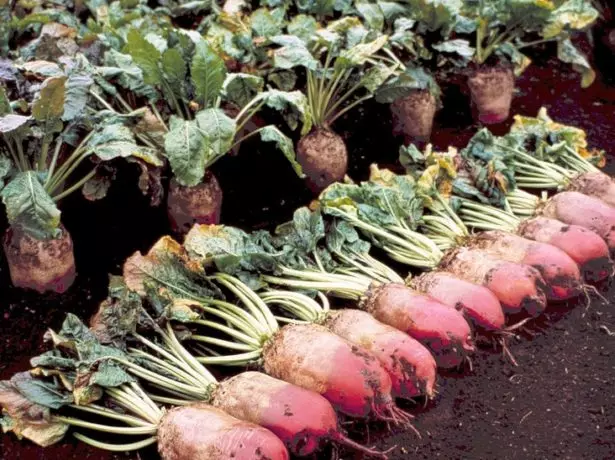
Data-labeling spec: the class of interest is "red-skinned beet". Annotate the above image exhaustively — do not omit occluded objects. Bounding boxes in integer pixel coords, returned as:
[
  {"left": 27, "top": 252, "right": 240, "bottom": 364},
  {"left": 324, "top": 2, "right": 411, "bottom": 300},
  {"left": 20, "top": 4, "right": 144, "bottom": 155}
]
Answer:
[
  {"left": 410, "top": 271, "right": 506, "bottom": 332},
  {"left": 166, "top": 172, "right": 222, "bottom": 235},
  {"left": 439, "top": 247, "right": 547, "bottom": 317},
  {"left": 323, "top": 309, "right": 437, "bottom": 400},
  {"left": 568, "top": 171, "right": 615, "bottom": 208},
  {"left": 157, "top": 403, "right": 290, "bottom": 460},
  {"left": 518, "top": 217, "right": 613, "bottom": 282},
  {"left": 3, "top": 224, "right": 76, "bottom": 293},
  {"left": 469, "top": 231, "right": 582, "bottom": 301},
  {"left": 262, "top": 323, "right": 408, "bottom": 424},
  {"left": 467, "top": 65, "right": 515, "bottom": 124},
  {"left": 211, "top": 371, "right": 388, "bottom": 458},
  {"left": 360, "top": 283, "right": 475, "bottom": 369},
  {"left": 539, "top": 191, "right": 615, "bottom": 255}
]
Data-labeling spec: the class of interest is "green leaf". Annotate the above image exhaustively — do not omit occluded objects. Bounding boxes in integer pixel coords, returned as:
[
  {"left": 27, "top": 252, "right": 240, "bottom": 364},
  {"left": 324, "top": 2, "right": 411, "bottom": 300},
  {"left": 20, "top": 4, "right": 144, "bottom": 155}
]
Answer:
[
  {"left": 271, "top": 35, "right": 318, "bottom": 70},
  {"left": 164, "top": 116, "right": 206, "bottom": 187},
  {"left": 355, "top": 0, "right": 385, "bottom": 30},
  {"left": 375, "top": 66, "right": 438, "bottom": 103},
  {"left": 195, "top": 108, "right": 237, "bottom": 161},
  {"left": 287, "top": 15, "right": 318, "bottom": 43},
  {"left": 125, "top": 28, "right": 163, "bottom": 86},
  {"left": 184, "top": 225, "right": 277, "bottom": 276},
  {"left": 164, "top": 110, "right": 236, "bottom": 187},
  {"left": 262, "top": 89, "right": 312, "bottom": 135},
  {"left": 102, "top": 49, "right": 159, "bottom": 101},
  {"left": 32, "top": 76, "right": 66, "bottom": 134},
  {"left": 0, "top": 86, "right": 11, "bottom": 115},
  {"left": 556, "top": 38, "right": 595, "bottom": 88},
  {"left": 268, "top": 70, "right": 298, "bottom": 91},
  {"left": 63, "top": 74, "right": 93, "bottom": 122},
  {"left": 432, "top": 39, "right": 475, "bottom": 61},
  {"left": 86, "top": 123, "right": 162, "bottom": 164},
  {"left": 250, "top": 8, "right": 282, "bottom": 37},
  {"left": 7, "top": 372, "right": 72, "bottom": 410},
  {"left": 259, "top": 125, "right": 304, "bottom": 177},
  {"left": 161, "top": 48, "right": 187, "bottom": 98},
  {"left": 191, "top": 39, "right": 227, "bottom": 107},
  {"left": 0, "top": 156, "right": 12, "bottom": 191},
  {"left": 1, "top": 172, "right": 61, "bottom": 240},
  {"left": 222, "top": 73, "right": 265, "bottom": 108},
  {"left": 497, "top": 43, "right": 531, "bottom": 76},
  {"left": 334, "top": 35, "right": 388, "bottom": 71},
  {"left": 359, "top": 65, "right": 396, "bottom": 93}
]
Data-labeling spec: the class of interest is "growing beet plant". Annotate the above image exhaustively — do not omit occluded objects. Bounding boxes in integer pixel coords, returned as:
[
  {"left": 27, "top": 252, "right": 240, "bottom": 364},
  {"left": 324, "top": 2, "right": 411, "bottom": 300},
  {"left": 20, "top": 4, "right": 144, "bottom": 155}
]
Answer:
[
  {"left": 436, "top": 0, "right": 599, "bottom": 124},
  {"left": 0, "top": 56, "right": 157, "bottom": 293},
  {"left": 122, "top": 29, "right": 308, "bottom": 234}
]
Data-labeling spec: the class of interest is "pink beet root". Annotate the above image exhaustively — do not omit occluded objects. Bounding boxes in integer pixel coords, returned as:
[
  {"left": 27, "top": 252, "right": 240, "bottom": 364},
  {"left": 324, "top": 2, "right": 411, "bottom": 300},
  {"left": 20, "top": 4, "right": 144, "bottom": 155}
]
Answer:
[
  {"left": 157, "top": 403, "right": 289, "bottom": 460},
  {"left": 440, "top": 246, "right": 548, "bottom": 317},
  {"left": 518, "top": 217, "right": 613, "bottom": 282},
  {"left": 410, "top": 271, "right": 506, "bottom": 332},
  {"left": 262, "top": 323, "right": 408, "bottom": 424},
  {"left": 362, "top": 283, "right": 475, "bottom": 369},
  {"left": 539, "top": 191, "right": 615, "bottom": 257},
  {"left": 323, "top": 309, "right": 437, "bottom": 400},
  {"left": 470, "top": 231, "right": 582, "bottom": 301},
  {"left": 211, "top": 371, "right": 388, "bottom": 458}
]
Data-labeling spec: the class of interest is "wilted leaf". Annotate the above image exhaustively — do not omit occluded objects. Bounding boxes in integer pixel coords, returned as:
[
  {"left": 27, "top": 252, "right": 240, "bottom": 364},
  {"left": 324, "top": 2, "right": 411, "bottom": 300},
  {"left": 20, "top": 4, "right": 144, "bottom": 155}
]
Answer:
[
  {"left": 556, "top": 38, "right": 595, "bottom": 88},
  {"left": 32, "top": 76, "right": 66, "bottom": 133},
  {"left": 271, "top": 35, "right": 318, "bottom": 70},
  {"left": 19, "top": 61, "right": 63, "bottom": 78},
  {"left": 259, "top": 126, "right": 304, "bottom": 177},
  {"left": 63, "top": 75, "right": 93, "bottom": 122},
  {"left": 0, "top": 114, "right": 30, "bottom": 133}
]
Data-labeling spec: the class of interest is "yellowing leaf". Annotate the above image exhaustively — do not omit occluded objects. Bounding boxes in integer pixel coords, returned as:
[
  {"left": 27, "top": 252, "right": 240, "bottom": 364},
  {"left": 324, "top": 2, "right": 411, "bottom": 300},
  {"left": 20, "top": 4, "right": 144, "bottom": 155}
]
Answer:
[{"left": 32, "top": 76, "right": 66, "bottom": 123}]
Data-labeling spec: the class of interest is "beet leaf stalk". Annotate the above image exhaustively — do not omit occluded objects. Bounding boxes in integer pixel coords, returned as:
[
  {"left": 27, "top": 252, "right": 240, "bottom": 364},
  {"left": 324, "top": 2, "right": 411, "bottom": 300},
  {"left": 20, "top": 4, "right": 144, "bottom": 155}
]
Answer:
[{"left": 318, "top": 176, "right": 444, "bottom": 268}]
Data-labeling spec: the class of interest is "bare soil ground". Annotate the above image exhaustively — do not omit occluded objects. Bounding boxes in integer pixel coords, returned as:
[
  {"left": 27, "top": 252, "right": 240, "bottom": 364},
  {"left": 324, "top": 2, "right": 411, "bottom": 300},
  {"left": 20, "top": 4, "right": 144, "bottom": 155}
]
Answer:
[{"left": 1, "top": 45, "right": 615, "bottom": 459}]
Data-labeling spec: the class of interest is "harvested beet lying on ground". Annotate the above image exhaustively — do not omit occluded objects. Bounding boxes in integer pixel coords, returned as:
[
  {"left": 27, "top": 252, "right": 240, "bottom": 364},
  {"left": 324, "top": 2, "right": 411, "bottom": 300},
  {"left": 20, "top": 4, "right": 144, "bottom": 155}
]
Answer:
[
  {"left": 517, "top": 216, "right": 613, "bottom": 281},
  {"left": 183, "top": 209, "right": 474, "bottom": 371},
  {"left": 539, "top": 191, "right": 615, "bottom": 255},
  {"left": 261, "top": 290, "right": 437, "bottom": 400},
  {"left": 0, "top": 316, "right": 291, "bottom": 460},
  {"left": 457, "top": 191, "right": 614, "bottom": 283},
  {"left": 87, "top": 275, "right": 389, "bottom": 458},
  {"left": 123, "top": 244, "right": 411, "bottom": 428},
  {"left": 468, "top": 230, "right": 582, "bottom": 301},
  {"left": 320, "top": 171, "right": 547, "bottom": 320},
  {"left": 410, "top": 271, "right": 506, "bottom": 332},
  {"left": 438, "top": 246, "right": 547, "bottom": 317},
  {"left": 158, "top": 404, "right": 290, "bottom": 460}
]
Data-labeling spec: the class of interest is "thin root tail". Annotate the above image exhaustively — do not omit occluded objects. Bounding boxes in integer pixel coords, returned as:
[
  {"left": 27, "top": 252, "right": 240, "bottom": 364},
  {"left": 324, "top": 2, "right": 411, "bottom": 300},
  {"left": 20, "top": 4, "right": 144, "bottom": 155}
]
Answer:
[
  {"left": 375, "top": 405, "right": 421, "bottom": 438},
  {"left": 331, "top": 432, "right": 394, "bottom": 459}
]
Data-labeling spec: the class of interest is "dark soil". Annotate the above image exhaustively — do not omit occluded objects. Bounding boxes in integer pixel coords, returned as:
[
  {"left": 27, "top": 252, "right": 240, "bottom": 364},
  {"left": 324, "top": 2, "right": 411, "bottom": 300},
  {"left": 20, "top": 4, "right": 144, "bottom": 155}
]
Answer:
[{"left": 2, "top": 42, "right": 615, "bottom": 459}]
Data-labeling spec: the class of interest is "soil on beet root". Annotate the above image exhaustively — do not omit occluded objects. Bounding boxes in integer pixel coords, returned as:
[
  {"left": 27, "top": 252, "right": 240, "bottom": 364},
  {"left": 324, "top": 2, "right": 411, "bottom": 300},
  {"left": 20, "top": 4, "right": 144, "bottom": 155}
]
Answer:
[{"left": 2, "top": 48, "right": 615, "bottom": 459}]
